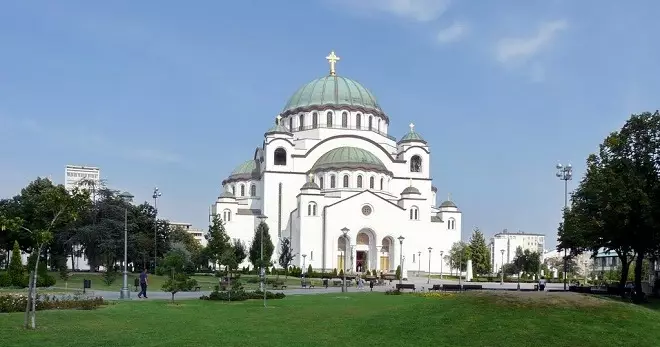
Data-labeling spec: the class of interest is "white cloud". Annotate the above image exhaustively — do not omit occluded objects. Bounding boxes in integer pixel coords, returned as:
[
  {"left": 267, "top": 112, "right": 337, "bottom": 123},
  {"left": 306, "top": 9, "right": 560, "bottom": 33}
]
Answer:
[
  {"left": 331, "top": 0, "right": 451, "bottom": 22},
  {"left": 496, "top": 20, "right": 568, "bottom": 63},
  {"left": 436, "top": 22, "right": 467, "bottom": 43}
]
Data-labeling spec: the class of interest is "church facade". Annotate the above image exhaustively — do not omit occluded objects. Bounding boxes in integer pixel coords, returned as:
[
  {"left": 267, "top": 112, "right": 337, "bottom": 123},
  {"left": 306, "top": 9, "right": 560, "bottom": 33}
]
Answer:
[{"left": 212, "top": 52, "right": 462, "bottom": 276}]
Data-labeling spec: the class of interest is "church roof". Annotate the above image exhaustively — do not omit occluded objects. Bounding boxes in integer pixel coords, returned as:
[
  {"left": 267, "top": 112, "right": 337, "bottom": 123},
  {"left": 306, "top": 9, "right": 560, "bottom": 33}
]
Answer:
[
  {"left": 440, "top": 200, "right": 457, "bottom": 208},
  {"left": 227, "top": 159, "right": 260, "bottom": 181},
  {"left": 401, "top": 186, "right": 421, "bottom": 195},
  {"left": 265, "top": 122, "right": 292, "bottom": 136},
  {"left": 301, "top": 181, "right": 320, "bottom": 190},
  {"left": 310, "top": 147, "right": 390, "bottom": 174},
  {"left": 219, "top": 190, "right": 235, "bottom": 199},
  {"left": 281, "top": 75, "right": 386, "bottom": 120},
  {"left": 398, "top": 124, "right": 427, "bottom": 144}
]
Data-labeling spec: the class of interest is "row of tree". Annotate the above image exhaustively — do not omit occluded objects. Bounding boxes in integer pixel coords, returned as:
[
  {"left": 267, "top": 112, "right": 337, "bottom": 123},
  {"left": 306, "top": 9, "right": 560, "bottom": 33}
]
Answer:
[{"left": 558, "top": 111, "right": 660, "bottom": 302}]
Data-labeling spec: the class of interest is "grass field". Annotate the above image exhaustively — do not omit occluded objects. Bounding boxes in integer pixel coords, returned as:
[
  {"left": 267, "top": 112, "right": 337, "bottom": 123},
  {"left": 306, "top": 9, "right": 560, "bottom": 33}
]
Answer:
[{"left": 1, "top": 291, "right": 659, "bottom": 346}]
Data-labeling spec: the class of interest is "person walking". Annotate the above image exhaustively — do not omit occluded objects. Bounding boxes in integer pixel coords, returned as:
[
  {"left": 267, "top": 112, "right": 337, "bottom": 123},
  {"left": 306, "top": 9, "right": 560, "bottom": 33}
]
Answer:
[
  {"left": 538, "top": 276, "right": 547, "bottom": 292},
  {"left": 138, "top": 269, "right": 149, "bottom": 299}
]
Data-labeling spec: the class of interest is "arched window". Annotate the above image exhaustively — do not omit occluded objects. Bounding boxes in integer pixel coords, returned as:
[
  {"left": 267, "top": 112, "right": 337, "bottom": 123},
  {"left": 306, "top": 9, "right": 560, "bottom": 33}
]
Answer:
[
  {"left": 250, "top": 184, "right": 256, "bottom": 197},
  {"left": 289, "top": 117, "right": 293, "bottom": 132},
  {"left": 357, "top": 175, "right": 363, "bottom": 188},
  {"left": 410, "top": 155, "right": 422, "bottom": 172},
  {"left": 380, "top": 177, "right": 384, "bottom": 190},
  {"left": 327, "top": 112, "right": 333, "bottom": 128},
  {"left": 369, "top": 176, "right": 375, "bottom": 189},
  {"left": 342, "top": 112, "right": 348, "bottom": 128},
  {"left": 409, "top": 206, "right": 419, "bottom": 220},
  {"left": 231, "top": 185, "right": 236, "bottom": 195},
  {"left": 274, "top": 148, "right": 287, "bottom": 166},
  {"left": 240, "top": 184, "right": 245, "bottom": 197},
  {"left": 368, "top": 116, "right": 373, "bottom": 130},
  {"left": 356, "top": 114, "right": 362, "bottom": 129},
  {"left": 299, "top": 114, "right": 304, "bottom": 131},
  {"left": 308, "top": 202, "right": 317, "bottom": 216},
  {"left": 319, "top": 176, "right": 324, "bottom": 189},
  {"left": 448, "top": 218, "right": 456, "bottom": 230},
  {"left": 312, "top": 112, "right": 318, "bottom": 128},
  {"left": 330, "top": 175, "right": 336, "bottom": 188},
  {"left": 343, "top": 175, "right": 349, "bottom": 188},
  {"left": 223, "top": 209, "right": 232, "bottom": 222},
  {"left": 377, "top": 119, "right": 381, "bottom": 132}
]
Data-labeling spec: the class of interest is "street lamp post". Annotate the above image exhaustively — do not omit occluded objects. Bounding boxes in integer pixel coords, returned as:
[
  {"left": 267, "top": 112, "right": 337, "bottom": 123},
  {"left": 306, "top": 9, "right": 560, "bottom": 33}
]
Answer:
[
  {"left": 427, "top": 247, "right": 432, "bottom": 284},
  {"left": 556, "top": 162, "right": 573, "bottom": 291},
  {"left": 440, "top": 250, "right": 444, "bottom": 280},
  {"left": 341, "top": 227, "right": 349, "bottom": 293},
  {"left": 152, "top": 187, "right": 162, "bottom": 274},
  {"left": 302, "top": 254, "right": 307, "bottom": 278},
  {"left": 119, "top": 192, "right": 134, "bottom": 300},
  {"left": 258, "top": 215, "right": 268, "bottom": 307},
  {"left": 500, "top": 249, "right": 505, "bottom": 285},
  {"left": 397, "top": 236, "right": 405, "bottom": 286},
  {"left": 417, "top": 251, "right": 421, "bottom": 275}
]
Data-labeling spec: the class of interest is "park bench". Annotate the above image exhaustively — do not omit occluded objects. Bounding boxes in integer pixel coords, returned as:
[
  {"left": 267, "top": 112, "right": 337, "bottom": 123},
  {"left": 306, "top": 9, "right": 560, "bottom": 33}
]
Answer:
[
  {"left": 442, "top": 284, "right": 462, "bottom": 292},
  {"left": 272, "top": 283, "right": 287, "bottom": 290},
  {"left": 462, "top": 284, "right": 483, "bottom": 291},
  {"left": 428, "top": 284, "right": 442, "bottom": 291},
  {"left": 301, "top": 281, "right": 315, "bottom": 289},
  {"left": 395, "top": 283, "right": 416, "bottom": 291}
]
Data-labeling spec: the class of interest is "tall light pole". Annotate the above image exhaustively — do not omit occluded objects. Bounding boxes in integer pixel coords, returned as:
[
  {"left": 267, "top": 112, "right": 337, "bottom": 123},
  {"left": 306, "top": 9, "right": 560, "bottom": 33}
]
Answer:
[
  {"left": 302, "top": 254, "right": 307, "bottom": 278},
  {"left": 152, "top": 187, "right": 161, "bottom": 274},
  {"left": 258, "top": 215, "right": 268, "bottom": 307},
  {"left": 341, "top": 227, "right": 349, "bottom": 293},
  {"left": 427, "top": 247, "right": 432, "bottom": 284},
  {"left": 119, "top": 192, "right": 134, "bottom": 300},
  {"left": 440, "top": 250, "right": 444, "bottom": 280},
  {"left": 556, "top": 162, "right": 573, "bottom": 291},
  {"left": 417, "top": 251, "right": 421, "bottom": 275},
  {"left": 398, "top": 236, "right": 405, "bottom": 285},
  {"left": 500, "top": 249, "right": 505, "bottom": 285}
]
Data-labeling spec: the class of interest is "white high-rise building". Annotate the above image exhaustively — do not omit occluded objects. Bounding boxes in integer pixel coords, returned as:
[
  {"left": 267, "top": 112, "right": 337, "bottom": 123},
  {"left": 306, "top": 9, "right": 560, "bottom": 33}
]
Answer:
[
  {"left": 65, "top": 165, "right": 101, "bottom": 192},
  {"left": 489, "top": 230, "right": 545, "bottom": 275}
]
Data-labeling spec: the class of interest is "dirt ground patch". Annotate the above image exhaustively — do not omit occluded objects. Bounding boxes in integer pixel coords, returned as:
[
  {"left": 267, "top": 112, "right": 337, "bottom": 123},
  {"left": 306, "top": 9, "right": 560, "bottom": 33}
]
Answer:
[{"left": 465, "top": 291, "right": 612, "bottom": 309}]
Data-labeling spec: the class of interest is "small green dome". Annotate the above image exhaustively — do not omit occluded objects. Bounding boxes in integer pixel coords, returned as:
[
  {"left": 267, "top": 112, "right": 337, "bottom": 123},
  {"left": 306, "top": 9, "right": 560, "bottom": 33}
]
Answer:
[
  {"left": 398, "top": 126, "right": 426, "bottom": 144},
  {"left": 226, "top": 159, "right": 260, "bottom": 182},
  {"left": 265, "top": 123, "right": 292, "bottom": 136},
  {"left": 310, "top": 147, "right": 390, "bottom": 174},
  {"left": 301, "top": 181, "right": 320, "bottom": 190},
  {"left": 219, "top": 190, "right": 235, "bottom": 199},
  {"left": 440, "top": 200, "right": 457, "bottom": 208},
  {"left": 401, "top": 186, "right": 421, "bottom": 195},
  {"left": 282, "top": 76, "right": 383, "bottom": 117}
]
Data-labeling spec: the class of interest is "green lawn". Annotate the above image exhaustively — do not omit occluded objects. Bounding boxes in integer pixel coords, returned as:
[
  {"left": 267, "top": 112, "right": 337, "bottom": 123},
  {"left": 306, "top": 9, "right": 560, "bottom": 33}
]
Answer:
[{"left": 1, "top": 292, "right": 658, "bottom": 346}]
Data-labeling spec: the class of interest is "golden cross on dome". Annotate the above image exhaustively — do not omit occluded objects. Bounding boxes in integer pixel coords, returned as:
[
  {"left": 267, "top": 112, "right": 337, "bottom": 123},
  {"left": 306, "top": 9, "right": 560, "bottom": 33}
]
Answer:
[
  {"left": 308, "top": 173, "right": 314, "bottom": 181},
  {"left": 276, "top": 115, "right": 282, "bottom": 125},
  {"left": 409, "top": 123, "right": 415, "bottom": 131},
  {"left": 326, "top": 51, "right": 341, "bottom": 76}
]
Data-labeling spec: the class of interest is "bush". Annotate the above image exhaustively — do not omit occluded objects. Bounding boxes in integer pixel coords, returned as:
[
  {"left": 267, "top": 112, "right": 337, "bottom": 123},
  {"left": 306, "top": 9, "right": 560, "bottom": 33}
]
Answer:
[
  {"left": 7, "top": 241, "right": 24, "bottom": 287},
  {"left": 0, "top": 293, "right": 105, "bottom": 313},
  {"left": 385, "top": 289, "right": 402, "bottom": 295},
  {"left": 102, "top": 270, "right": 118, "bottom": 286},
  {"left": 200, "top": 289, "right": 285, "bottom": 301},
  {"left": 395, "top": 265, "right": 401, "bottom": 280}
]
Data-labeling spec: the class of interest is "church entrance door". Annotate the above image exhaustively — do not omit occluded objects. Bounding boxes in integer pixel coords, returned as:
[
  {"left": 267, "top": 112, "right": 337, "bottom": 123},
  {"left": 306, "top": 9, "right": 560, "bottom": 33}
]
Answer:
[{"left": 356, "top": 251, "right": 368, "bottom": 272}]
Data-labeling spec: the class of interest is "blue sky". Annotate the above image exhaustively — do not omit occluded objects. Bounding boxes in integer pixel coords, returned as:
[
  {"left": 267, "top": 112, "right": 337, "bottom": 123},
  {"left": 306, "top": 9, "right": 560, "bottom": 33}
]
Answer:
[{"left": 1, "top": 0, "right": 658, "bottom": 248}]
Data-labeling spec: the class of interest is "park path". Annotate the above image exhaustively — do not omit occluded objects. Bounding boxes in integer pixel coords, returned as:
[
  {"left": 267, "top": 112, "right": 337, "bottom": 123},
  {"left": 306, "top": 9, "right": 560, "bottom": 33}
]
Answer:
[{"left": 63, "top": 277, "right": 566, "bottom": 301}]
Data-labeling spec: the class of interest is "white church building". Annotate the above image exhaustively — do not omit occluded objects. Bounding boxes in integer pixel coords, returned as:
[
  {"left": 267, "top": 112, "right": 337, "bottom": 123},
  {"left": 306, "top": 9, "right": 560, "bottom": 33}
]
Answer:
[{"left": 212, "top": 52, "right": 462, "bottom": 276}]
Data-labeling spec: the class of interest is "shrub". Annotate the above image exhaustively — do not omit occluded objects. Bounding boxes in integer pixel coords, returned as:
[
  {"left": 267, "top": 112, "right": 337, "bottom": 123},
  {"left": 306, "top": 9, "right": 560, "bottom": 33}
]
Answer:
[
  {"left": 102, "top": 270, "right": 118, "bottom": 286},
  {"left": 0, "top": 272, "right": 10, "bottom": 287},
  {"left": 201, "top": 289, "right": 285, "bottom": 301},
  {"left": 395, "top": 265, "right": 401, "bottom": 280},
  {"left": 0, "top": 293, "right": 105, "bottom": 313},
  {"left": 7, "top": 241, "right": 24, "bottom": 287},
  {"left": 307, "top": 264, "right": 313, "bottom": 276},
  {"left": 385, "top": 289, "right": 402, "bottom": 295}
]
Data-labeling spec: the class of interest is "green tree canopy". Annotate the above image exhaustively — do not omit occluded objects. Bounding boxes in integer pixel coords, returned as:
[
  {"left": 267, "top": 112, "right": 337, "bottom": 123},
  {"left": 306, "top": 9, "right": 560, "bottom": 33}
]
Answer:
[
  {"left": 468, "top": 228, "right": 491, "bottom": 275},
  {"left": 249, "top": 221, "right": 274, "bottom": 270}
]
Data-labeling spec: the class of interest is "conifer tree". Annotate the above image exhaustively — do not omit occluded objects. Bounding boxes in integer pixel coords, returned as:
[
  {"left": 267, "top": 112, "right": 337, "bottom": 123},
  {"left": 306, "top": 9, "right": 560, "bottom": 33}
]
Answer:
[
  {"left": 249, "top": 221, "right": 274, "bottom": 270},
  {"left": 8, "top": 241, "right": 24, "bottom": 287},
  {"left": 469, "top": 227, "right": 491, "bottom": 275}
]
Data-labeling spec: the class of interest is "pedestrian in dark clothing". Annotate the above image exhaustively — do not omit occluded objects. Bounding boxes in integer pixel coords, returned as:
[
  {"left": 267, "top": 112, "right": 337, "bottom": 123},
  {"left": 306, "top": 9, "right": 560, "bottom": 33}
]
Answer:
[
  {"left": 138, "top": 269, "right": 149, "bottom": 299},
  {"left": 370, "top": 280, "right": 374, "bottom": 292}
]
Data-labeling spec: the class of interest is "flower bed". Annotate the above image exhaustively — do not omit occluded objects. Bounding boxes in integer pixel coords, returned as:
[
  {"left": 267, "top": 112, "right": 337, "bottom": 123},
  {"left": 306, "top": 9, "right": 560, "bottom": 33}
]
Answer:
[
  {"left": 0, "top": 293, "right": 105, "bottom": 313},
  {"left": 200, "top": 290, "right": 286, "bottom": 301}
]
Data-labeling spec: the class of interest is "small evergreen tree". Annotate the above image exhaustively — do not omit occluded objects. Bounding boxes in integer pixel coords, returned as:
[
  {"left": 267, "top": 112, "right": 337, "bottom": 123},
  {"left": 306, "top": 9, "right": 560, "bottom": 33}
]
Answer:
[
  {"left": 248, "top": 221, "right": 274, "bottom": 270},
  {"left": 278, "top": 238, "right": 295, "bottom": 279},
  {"left": 307, "top": 264, "right": 313, "bottom": 277},
  {"left": 469, "top": 227, "right": 491, "bottom": 275},
  {"left": 395, "top": 265, "right": 401, "bottom": 280},
  {"left": 8, "top": 241, "right": 24, "bottom": 287}
]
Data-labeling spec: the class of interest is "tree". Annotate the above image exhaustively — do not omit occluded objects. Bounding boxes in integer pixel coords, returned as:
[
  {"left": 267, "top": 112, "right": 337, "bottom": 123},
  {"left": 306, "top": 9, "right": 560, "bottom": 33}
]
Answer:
[
  {"left": 278, "top": 237, "right": 295, "bottom": 279},
  {"left": 232, "top": 239, "right": 247, "bottom": 266},
  {"left": 161, "top": 248, "right": 191, "bottom": 302},
  {"left": 7, "top": 241, "right": 24, "bottom": 287},
  {"left": 205, "top": 215, "right": 230, "bottom": 269},
  {"left": 249, "top": 221, "right": 274, "bottom": 270},
  {"left": 449, "top": 241, "right": 471, "bottom": 272},
  {"left": 468, "top": 228, "right": 491, "bottom": 275}
]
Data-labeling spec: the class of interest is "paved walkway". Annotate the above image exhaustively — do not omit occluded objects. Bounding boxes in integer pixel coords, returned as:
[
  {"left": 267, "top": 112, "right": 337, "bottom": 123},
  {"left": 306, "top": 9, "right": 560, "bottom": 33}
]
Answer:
[{"left": 64, "top": 276, "right": 567, "bottom": 301}]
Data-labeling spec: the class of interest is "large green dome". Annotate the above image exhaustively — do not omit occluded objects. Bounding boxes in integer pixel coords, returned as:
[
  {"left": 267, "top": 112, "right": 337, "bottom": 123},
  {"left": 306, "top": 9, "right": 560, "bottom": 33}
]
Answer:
[
  {"left": 310, "top": 147, "right": 390, "bottom": 174},
  {"left": 224, "top": 159, "right": 260, "bottom": 183},
  {"left": 282, "top": 76, "right": 384, "bottom": 118}
]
